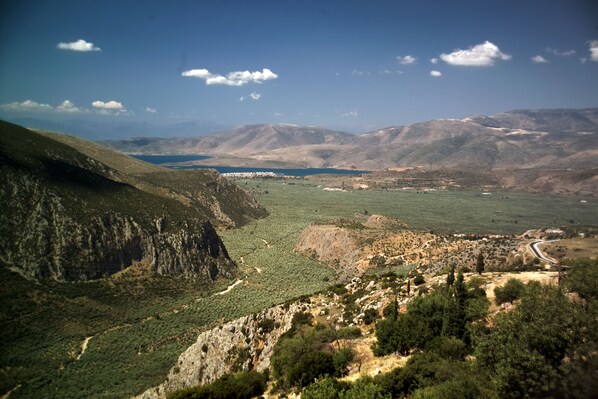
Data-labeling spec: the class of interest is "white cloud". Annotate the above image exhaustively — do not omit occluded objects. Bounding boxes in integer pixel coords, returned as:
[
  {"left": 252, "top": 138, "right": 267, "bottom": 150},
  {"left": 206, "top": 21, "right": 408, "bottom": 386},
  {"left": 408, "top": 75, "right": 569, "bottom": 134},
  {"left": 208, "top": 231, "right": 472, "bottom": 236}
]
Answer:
[
  {"left": 57, "top": 39, "right": 101, "bottom": 52},
  {"left": 92, "top": 100, "right": 127, "bottom": 115},
  {"left": 146, "top": 107, "right": 157, "bottom": 113},
  {"left": 430, "top": 70, "right": 442, "bottom": 77},
  {"left": 182, "top": 68, "right": 278, "bottom": 86},
  {"left": 397, "top": 55, "right": 417, "bottom": 65},
  {"left": 545, "top": 47, "right": 576, "bottom": 57},
  {"left": 239, "top": 92, "right": 262, "bottom": 101},
  {"left": 274, "top": 112, "right": 283, "bottom": 117},
  {"left": 589, "top": 40, "right": 598, "bottom": 62},
  {"left": 56, "top": 100, "right": 81, "bottom": 113},
  {"left": 531, "top": 55, "right": 549, "bottom": 64},
  {"left": 430, "top": 58, "right": 439, "bottom": 64},
  {"left": 341, "top": 111, "right": 358, "bottom": 118},
  {"left": 0, "top": 99, "right": 53, "bottom": 112},
  {"left": 440, "top": 41, "right": 511, "bottom": 66}
]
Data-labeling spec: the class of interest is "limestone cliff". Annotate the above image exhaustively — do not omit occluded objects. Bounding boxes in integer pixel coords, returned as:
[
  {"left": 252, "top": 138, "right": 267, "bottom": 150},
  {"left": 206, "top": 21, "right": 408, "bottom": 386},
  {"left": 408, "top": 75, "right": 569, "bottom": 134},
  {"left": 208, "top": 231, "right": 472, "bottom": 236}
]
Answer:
[
  {"left": 137, "top": 302, "right": 307, "bottom": 399},
  {"left": 0, "top": 120, "right": 256, "bottom": 281}
]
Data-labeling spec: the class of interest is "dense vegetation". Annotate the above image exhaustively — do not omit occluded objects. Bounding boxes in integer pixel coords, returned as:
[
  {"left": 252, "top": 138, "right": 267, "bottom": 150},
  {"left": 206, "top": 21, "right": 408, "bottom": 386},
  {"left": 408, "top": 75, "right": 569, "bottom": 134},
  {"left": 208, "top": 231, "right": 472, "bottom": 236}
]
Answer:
[{"left": 291, "top": 260, "right": 598, "bottom": 398}]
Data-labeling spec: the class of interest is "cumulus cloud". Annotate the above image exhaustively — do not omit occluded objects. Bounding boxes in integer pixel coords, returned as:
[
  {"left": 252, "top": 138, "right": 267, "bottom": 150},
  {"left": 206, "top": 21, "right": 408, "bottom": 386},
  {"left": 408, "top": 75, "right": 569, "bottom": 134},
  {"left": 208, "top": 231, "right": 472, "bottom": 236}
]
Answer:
[
  {"left": 545, "top": 47, "right": 576, "bottom": 57},
  {"left": 92, "top": 100, "right": 127, "bottom": 115},
  {"left": 56, "top": 100, "right": 81, "bottom": 113},
  {"left": 397, "top": 55, "right": 417, "bottom": 65},
  {"left": 57, "top": 39, "right": 101, "bottom": 52},
  {"left": 430, "top": 70, "right": 442, "bottom": 77},
  {"left": 531, "top": 55, "right": 549, "bottom": 64},
  {"left": 589, "top": 40, "right": 598, "bottom": 62},
  {"left": 92, "top": 100, "right": 124, "bottom": 110},
  {"left": 182, "top": 68, "right": 278, "bottom": 86},
  {"left": 430, "top": 58, "right": 439, "bottom": 64},
  {"left": 146, "top": 107, "right": 157, "bottom": 113},
  {"left": 341, "top": 110, "right": 358, "bottom": 118},
  {"left": 0, "top": 99, "right": 53, "bottom": 112},
  {"left": 440, "top": 41, "right": 511, "bottom": 66},
  {"left": 274, "top": 112, "right": 283, "bottom": 117}
]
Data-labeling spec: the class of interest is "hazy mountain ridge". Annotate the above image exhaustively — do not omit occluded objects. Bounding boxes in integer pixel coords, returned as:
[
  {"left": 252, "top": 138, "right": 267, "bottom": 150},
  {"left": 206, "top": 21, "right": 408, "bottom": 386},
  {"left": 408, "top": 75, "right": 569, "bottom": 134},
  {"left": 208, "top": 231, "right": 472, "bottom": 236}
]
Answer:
[
  {"left": 0, "top": 120, "right": 266, "bottom": 281},
  {"left": 102, "top": 108, "right": 598, "bottom": 170}
]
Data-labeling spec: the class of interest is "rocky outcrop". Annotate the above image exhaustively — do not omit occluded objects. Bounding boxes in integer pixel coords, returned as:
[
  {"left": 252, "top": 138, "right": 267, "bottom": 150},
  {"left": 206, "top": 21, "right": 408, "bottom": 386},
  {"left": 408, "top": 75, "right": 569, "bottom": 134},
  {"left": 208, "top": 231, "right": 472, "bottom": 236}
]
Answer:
[
  {"left": 137, "top": 302, "right": 307, "bottom": 399},
  {"left": 295, "top": 224, "right": 363, "bottom": 281},
  {"left": 0, "top": 166, "right": 234, "bottom": 282}
]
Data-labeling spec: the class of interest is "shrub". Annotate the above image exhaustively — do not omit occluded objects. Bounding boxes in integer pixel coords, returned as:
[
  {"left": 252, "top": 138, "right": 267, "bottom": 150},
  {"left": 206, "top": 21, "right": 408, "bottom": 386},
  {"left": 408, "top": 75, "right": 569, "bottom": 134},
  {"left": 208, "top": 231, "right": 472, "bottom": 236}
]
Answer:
[
  {"left": 257, "top": 318, "right": 275, "bottom": 333},
  {"left": 413, "top": 274, "right": 425, "bottom": 286},
  {"left": 362, "top": 308, "right": 379, "bottom": 325},
  {"left": 333, "top": 347, "right": 354, "bottom": 376},
  {"left": 494, "top": 278, "right": 525, "bottom": 305},
  {"left": 166, "top": 370, "right": 267, "bottom": 399},
  {"left": 337, "top": 326, "right": 362, "bottom": 340}
]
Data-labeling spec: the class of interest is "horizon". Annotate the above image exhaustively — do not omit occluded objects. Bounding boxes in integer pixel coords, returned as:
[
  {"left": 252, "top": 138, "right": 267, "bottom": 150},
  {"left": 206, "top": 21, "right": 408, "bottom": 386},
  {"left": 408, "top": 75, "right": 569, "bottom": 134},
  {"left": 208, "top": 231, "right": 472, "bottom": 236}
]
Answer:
[{"left": 1, "top": 0, "right": 598, "bottom": 137}]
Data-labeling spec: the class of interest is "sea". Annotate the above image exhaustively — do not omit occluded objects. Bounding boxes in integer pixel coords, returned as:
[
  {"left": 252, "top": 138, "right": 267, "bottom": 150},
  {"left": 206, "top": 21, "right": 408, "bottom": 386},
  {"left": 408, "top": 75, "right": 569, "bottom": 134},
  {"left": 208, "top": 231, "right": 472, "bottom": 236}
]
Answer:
[{"left": 131, "top": 155, "right": 369, "bottom": 177}]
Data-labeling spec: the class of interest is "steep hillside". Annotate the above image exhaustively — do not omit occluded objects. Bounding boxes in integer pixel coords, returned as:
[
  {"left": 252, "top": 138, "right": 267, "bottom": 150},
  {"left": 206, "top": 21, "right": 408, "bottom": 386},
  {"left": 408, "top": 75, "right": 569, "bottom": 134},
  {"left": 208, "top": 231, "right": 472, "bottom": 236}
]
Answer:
[{"left": 0, "top": 120, "right": 265, "bottom": 281}]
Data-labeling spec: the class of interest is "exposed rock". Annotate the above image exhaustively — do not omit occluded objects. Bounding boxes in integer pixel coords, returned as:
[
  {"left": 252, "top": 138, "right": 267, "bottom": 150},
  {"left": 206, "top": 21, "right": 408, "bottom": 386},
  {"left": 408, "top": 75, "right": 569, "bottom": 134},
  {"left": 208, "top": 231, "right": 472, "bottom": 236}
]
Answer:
[
  {"left": 295, "top": 224, "right": 362, "bottom": 280},
  {"left": 136, "top": 303, "right": 306, "bottom": 399}
]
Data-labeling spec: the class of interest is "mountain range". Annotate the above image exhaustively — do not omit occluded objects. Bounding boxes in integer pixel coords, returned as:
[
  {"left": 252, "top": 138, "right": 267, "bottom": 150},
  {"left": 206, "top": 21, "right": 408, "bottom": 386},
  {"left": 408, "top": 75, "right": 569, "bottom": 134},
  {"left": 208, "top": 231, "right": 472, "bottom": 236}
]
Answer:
[{"left": 101, "top": 108, "right": 598, "bottom": 195}]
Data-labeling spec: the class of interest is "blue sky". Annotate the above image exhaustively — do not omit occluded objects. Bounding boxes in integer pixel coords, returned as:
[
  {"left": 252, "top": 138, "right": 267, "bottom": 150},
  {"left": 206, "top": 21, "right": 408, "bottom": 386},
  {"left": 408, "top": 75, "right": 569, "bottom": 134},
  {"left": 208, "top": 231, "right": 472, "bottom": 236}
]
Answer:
[{"left": 1, "top": 0, "right": 597, "bottom": 134}]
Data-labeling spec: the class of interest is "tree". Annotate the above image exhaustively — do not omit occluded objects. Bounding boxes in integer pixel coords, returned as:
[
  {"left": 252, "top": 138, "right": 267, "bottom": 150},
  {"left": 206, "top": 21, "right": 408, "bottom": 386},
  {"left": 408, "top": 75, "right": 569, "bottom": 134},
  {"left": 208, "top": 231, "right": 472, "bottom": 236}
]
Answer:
[
  {"left": 494, "top": 278, "right": 525, "bottom": 305},
  {"left": 447, "top": 265, "right": 455, "bottom": 287},
  {"left": 476, "top": 253, "right": 485, "bottom": 275}
]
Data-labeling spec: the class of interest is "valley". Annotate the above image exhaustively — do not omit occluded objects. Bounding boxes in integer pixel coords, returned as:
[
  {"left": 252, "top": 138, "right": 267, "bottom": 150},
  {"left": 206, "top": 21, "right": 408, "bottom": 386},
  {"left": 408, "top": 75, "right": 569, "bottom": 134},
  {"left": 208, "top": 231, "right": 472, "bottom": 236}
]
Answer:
[{"left": 1, "top": 118, "right": 597, "bottom": 399}]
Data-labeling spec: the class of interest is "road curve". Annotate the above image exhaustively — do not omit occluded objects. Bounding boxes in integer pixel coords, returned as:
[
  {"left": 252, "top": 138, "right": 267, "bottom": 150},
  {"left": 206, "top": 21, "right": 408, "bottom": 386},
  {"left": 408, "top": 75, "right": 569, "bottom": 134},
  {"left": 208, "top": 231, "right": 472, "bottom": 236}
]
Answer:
[{"left": 529, "top": 240, "right": 559, "bottom": 265}]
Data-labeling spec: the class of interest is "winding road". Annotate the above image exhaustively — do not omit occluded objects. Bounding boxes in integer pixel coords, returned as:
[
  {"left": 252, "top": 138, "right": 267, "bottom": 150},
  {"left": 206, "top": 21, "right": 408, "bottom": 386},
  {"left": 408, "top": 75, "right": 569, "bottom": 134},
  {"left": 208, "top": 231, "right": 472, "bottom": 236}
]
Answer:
[{"left": 528, "top": 240, "right": 559, "bottom": 265}]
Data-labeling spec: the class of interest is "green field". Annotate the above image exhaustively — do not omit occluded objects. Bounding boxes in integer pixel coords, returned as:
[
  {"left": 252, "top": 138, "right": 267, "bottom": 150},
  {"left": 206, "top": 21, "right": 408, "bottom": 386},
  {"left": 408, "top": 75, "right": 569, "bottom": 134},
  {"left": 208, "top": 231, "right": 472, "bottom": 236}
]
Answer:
[{"left": 2, "top": 178, "right": 597, "bottom": 398}]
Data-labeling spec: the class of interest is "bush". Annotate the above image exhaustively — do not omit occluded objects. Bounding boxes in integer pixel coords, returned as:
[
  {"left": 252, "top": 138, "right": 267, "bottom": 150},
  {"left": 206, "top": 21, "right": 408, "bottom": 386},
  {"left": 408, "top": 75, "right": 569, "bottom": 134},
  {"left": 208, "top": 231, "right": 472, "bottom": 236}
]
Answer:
[
  {"left": 413, "top": 274, "right": 425, "bottom": 286},
  {"left": 362, "top": 308, "right": 379, "bottom": 325},
  {"left": 333, "top": 348, "right": 354, "bottom": 376},
  {"left": 337, "top": 326, "right": 362, "bottom": 340},
  {"left": 166, "top": 370, "right": 267, "bottom": 399},
  {"left": 564, "top": 258, "right": 598, "bottom": 300},
  {"left": 257, "top": 318, "right": 275, "bottom": 333},
  {"left": 494, "top": 278, "right": 525, "bottom": 305}
]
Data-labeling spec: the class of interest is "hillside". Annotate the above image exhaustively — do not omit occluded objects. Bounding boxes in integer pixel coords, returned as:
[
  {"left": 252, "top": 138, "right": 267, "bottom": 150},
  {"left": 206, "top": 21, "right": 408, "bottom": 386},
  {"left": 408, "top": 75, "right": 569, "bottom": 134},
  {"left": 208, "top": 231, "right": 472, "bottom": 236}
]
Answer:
[
  {"left": 101, "top": 108, "right": 598, "bottom": 195},
  {"left": 0, "top": 120, "right": 266, "bottom": 281}
]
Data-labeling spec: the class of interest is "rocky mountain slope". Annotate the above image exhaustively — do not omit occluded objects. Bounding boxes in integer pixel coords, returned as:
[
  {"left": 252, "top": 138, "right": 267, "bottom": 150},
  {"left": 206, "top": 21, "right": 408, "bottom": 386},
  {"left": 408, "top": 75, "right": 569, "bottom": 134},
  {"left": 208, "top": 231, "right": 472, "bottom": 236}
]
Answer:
[
  {"left": 0, "top": 120, "right": 266, "bottom": 281},
  {"left": 102, "top": 108, "right": 598, "bottom": 170},
  {"left": 102, "top": 108, "right": 598, "bottom": 195}
]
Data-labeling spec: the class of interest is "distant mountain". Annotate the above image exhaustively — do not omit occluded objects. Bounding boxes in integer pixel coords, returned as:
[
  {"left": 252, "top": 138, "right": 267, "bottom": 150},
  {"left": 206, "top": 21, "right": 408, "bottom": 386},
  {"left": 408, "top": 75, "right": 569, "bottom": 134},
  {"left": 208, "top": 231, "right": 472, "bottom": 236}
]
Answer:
[
  {"left": 102, "top": 123, "right": 355, "bottom": 157},
  {"left": 102, "top": 108, "right": 598, "bottom": 195},
  {"left": 1, "top": 117, "right": 232, "bottom": 140},
  {"left": 0, "top": 120, "right": 266, "bottom": 281}
]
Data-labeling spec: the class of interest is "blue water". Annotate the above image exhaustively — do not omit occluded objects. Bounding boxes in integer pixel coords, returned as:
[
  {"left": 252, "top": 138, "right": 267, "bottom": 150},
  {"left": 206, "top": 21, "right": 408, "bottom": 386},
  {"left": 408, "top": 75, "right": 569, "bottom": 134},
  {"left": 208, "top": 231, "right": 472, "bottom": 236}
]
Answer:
[{"left": 133, "top": 154, "right": 368, "bottom": 177}]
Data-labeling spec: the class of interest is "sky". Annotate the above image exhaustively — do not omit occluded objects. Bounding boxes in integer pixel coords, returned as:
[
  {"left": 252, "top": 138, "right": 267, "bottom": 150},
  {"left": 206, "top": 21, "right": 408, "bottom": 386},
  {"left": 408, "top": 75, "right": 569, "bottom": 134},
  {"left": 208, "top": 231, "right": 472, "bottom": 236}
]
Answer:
[{"left": 1, "top": 0, "right": 598, "bottom": 135}]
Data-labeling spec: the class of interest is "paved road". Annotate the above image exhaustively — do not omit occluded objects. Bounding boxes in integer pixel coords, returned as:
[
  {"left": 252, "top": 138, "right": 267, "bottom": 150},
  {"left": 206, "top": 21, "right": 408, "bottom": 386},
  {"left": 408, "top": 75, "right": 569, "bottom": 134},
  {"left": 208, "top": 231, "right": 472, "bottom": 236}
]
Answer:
[{"left": 529, "top": 240, "right": 559, "bottom": 265}]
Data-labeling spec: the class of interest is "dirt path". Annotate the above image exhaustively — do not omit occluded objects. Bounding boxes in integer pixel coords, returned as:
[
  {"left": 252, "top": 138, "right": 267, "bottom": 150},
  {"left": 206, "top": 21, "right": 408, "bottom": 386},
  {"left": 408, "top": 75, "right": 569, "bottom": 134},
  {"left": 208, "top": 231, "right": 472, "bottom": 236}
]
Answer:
[
  {"left": 76, "top": 336, "right": 93, "bottom": 360},
  {"left": 0, "top": 385, "right": 21, "bottom": 399},
  {"left": 213, "top": 279, "right": 244, "bottom": 296}
]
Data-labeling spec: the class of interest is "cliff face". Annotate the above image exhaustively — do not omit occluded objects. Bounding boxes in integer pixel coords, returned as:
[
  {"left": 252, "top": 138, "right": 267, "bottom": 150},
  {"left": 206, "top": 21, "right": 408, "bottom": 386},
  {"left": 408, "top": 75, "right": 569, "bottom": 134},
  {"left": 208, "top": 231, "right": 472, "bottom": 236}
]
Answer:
[
  {"left": 137, "top": 302, "right": 307, "bottom": 399},
  {"left": 0, "top": 121, "right": 254, "bottom": 281},
  {"left": 0, "top": 171, "right": 234, "bottom": 281}
]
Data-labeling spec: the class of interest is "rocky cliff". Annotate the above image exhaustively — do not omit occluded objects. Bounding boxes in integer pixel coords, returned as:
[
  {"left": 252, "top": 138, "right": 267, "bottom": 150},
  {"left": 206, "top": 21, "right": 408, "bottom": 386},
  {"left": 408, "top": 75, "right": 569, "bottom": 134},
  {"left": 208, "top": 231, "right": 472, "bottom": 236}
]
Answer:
[
  {"left": 137, "top": 302, "right": 307, "bottom": 399},
  {"left": 0, "top": 121, "right": 261, "bottom": 281}
]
